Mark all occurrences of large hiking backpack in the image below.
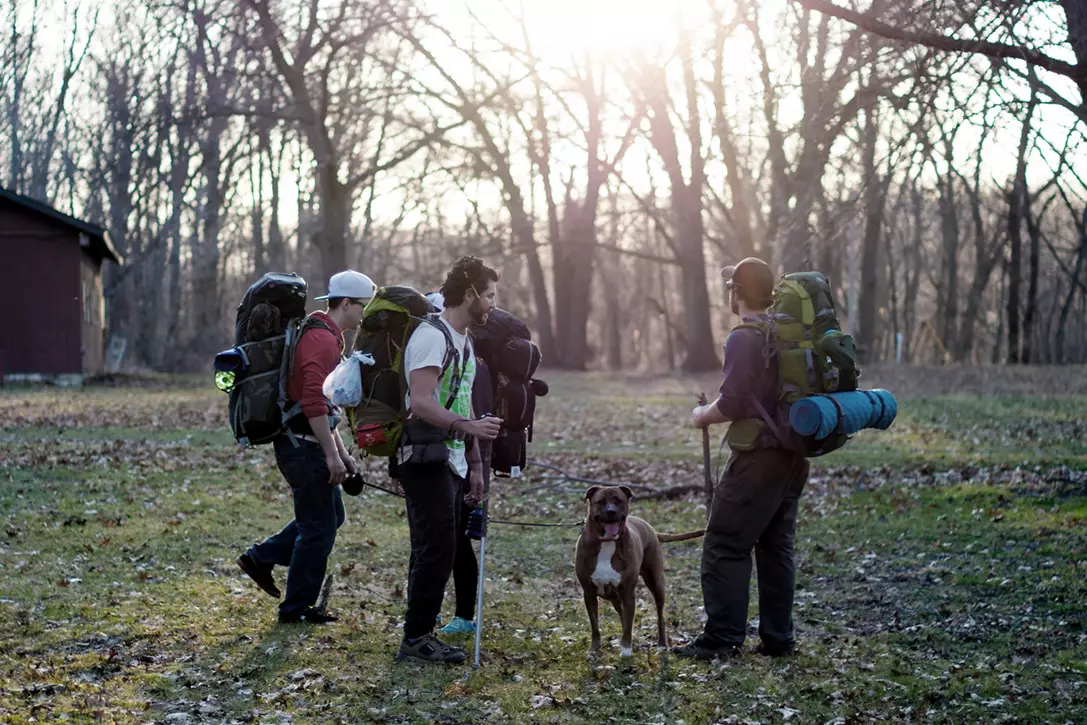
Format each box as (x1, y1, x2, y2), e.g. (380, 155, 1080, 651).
(214, 273, 334, 446)
(471, 307, 546, 476)
(350, 285, 465, 457)
(735, 271, 859, 457)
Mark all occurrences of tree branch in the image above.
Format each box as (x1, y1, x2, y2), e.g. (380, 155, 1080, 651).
(789, 0, 1087, 81)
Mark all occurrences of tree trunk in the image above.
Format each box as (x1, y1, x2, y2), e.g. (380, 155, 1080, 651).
(554, 200, 597, 369)
(676, 189, 719, 371)
(937, 175, 959, 358)
(1005, 183, 1023, 364)
(1056, 205, 1087, 362)
(191, 130, 224, 358)
(314, 167, 349, 285)
(857, 102, 885, 364)
(1022, 191, 1042, 363)
(267, 132, 286, 272)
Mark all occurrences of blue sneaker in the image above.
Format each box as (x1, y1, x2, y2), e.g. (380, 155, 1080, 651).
(438, 616, 476, 634)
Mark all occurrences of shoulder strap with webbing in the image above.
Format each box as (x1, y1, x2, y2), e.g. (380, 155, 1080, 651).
(727, 318, 793, 452)
(412, 314, 472, 411)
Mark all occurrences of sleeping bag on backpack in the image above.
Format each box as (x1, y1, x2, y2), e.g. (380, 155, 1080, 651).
(471, 307, 546, 476)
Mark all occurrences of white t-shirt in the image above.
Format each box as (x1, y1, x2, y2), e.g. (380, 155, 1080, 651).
(401, 315, 475, 477)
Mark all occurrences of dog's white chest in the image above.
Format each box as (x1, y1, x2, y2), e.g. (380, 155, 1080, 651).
(591, 542, 622, 588)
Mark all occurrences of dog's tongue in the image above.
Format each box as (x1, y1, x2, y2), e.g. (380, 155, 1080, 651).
(604, 522, 621, 539)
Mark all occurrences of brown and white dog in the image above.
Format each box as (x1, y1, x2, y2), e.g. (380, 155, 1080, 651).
(575, 485, 704, 658)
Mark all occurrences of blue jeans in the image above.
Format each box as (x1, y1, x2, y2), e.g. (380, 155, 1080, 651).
(248, 437, 345, 616)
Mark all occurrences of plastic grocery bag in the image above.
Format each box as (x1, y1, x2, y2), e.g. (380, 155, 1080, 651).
(322, 352, 375, 407)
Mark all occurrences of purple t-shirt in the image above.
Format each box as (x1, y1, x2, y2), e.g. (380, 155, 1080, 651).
(715, 317, 782, 437)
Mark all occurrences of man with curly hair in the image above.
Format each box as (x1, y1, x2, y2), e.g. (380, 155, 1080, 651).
(394, 256, 503, 664)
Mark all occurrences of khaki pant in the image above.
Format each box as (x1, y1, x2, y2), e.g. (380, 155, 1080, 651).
(699, 448, 810, 651)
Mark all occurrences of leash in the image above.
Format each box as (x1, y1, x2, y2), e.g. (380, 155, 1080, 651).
(488, 519, 582, 528)
(354, 476, 582, 528)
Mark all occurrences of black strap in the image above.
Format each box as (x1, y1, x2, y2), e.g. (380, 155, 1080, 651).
(422, 315, 472, 411)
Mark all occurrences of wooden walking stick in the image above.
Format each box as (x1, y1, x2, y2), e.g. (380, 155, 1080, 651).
(697, 392, 713, 511)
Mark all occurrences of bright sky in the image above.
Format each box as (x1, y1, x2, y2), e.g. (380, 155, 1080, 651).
(17, 0, 1087, 239)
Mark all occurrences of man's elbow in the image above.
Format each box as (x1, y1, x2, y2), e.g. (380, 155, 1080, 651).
(715, 395, 742, 422)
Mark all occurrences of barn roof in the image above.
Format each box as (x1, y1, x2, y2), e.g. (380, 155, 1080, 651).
(0, 187, 123, 265)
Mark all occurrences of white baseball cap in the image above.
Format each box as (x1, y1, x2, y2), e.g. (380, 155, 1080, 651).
(425, 291, 445, 311)
(315, 270, 375, 301)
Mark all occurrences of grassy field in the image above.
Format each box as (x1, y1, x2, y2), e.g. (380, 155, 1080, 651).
(1, 367, 1085, 723)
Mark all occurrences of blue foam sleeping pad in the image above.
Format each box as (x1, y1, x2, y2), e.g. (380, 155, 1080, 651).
(789, 389, 898, 440)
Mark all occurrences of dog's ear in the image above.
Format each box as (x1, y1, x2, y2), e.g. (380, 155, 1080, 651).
(584, 485, 601, 501)
(619, 485, 634, 501)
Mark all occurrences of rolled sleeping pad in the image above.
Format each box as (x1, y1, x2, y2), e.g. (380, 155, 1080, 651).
(863, 389, 898, 430)
(789, 395, 838, 439)
(789, 389, 898, 440)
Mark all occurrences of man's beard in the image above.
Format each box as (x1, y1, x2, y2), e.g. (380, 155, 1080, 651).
(468, 298, 489, 325)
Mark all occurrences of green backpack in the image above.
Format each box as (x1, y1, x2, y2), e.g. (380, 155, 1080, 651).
(349, 286, 466, 457)
(729, 271, 860, 457)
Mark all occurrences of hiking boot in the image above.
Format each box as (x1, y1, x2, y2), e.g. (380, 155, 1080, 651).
(395, 634, 467, 664)
(755, 642, 795, 657)
(672, 639, 741, 662)
(438, 616, 476, 635)
(278, 607, 339, 625)
(237, 554, 280, 598)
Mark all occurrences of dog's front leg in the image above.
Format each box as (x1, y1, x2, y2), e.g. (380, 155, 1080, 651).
(584, 588, 602, 659)
(619, 587, 636, 658)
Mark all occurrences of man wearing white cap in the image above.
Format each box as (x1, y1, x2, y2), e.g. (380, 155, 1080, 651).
(238, 270, 374, 624)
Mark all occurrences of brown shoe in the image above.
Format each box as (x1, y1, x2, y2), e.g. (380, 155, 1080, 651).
(237, 554, 281, 598)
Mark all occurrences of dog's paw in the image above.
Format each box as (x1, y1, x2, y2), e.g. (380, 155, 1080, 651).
(620, 647, 633, 658)
(586, 648, 600, 662)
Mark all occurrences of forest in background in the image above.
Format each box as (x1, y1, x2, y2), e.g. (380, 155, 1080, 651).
(3, 0, 1086, 372)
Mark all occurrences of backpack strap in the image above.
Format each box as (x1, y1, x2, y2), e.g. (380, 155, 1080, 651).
(280, 315, 339, 447)
(421, 314, 471, 410)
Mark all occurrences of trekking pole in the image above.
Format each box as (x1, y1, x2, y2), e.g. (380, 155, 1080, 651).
(472, 499, 488, 670)
(698, 392, 713, 512)
(315, 574, 334, 614)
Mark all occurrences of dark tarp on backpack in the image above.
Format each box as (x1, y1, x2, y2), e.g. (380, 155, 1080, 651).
(221, 273, 331, 446)
(471, 307, 545, 476)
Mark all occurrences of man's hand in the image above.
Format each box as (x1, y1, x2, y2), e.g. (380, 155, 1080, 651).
(340, 451, 358, 475)
(691, 405, 710, 430)
(466, 468, 485, 506)
(460, 416, 503, 441)
(326, 454, 347, 486)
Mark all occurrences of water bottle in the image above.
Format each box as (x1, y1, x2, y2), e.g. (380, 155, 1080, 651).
(465, 506, 485, 540)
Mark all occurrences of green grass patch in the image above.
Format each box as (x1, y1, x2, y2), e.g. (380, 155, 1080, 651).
(1, 374, 1085, 722)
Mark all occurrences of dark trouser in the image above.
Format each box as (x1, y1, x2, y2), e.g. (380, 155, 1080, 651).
(451, 439, 491, 620)
(700, 448, 810, 651)
(247, 437, 346, 617)
(401, 460, 464, 640)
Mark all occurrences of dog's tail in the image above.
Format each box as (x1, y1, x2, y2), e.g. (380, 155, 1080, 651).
(657, 529, 705, 543)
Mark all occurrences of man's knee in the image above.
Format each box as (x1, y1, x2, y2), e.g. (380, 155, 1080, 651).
(704, 530, 754, 563)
